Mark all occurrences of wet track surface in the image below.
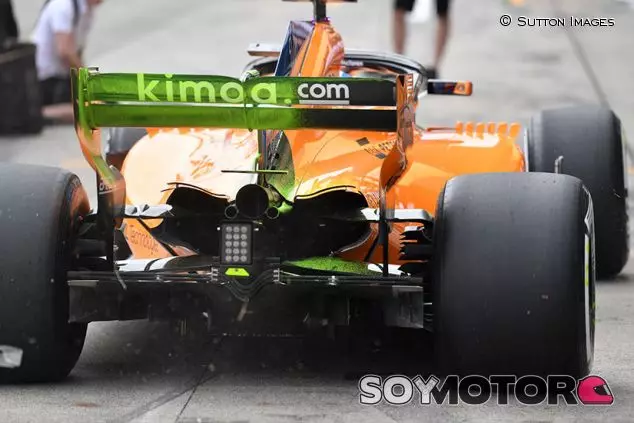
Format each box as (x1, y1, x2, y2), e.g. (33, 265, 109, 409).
(2, 0, 634, 421)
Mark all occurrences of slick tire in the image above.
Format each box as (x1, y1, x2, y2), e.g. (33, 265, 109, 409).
(527, 105, 628, 278)
(0, 163, 90, 383)
(432, 172, 595, 378)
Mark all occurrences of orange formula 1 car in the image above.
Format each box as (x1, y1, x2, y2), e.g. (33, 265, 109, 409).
(0, 0, 628, 383)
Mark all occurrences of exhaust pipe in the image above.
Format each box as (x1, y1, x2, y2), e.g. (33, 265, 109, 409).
(232, 184, 283, 219)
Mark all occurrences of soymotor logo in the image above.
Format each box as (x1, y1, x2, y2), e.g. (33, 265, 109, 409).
(358, 374, 614, 406)
(136, 74, 350, 105)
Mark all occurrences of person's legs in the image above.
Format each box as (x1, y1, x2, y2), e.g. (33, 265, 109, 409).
(40, 77, 75, 124)
(433, 0, 452, 73)
(393, 0, 415, 54)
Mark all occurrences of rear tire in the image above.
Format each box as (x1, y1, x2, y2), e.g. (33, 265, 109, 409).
(0, 163, 90, 383)
(527, 105, 628, 278)
(432, 172, 595, 378)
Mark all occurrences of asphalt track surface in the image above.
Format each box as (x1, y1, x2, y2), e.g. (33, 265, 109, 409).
(2, 0, 634, 421)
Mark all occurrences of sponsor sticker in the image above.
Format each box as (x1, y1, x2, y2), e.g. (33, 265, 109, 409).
(297, 82, 351, 105)
(135, 74, 353, 106)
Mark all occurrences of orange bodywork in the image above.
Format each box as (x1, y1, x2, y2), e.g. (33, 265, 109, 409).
(119, 21, 526, 264)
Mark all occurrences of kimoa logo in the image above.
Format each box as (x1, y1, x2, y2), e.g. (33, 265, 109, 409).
(136, 73, 279, 104)
(297, 82, 350, 105)
(136, 74, 351, 105)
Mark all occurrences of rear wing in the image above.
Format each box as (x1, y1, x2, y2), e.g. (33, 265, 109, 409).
(72, 68, 398, 133)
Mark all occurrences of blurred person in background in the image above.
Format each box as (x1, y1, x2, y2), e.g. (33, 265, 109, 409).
(32, 0, 103, 124)
(393, 0, 452, 79)
(0, 0, 19, 49)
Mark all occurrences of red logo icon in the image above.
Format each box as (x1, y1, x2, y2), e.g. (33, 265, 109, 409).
(577, 375, 614, 405)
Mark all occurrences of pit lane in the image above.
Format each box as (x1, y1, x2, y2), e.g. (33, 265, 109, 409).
(2, 0, 634, 422)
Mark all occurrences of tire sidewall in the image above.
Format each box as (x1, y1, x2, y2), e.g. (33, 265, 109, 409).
(0, 170, 89, 383)
(432, 173, 594, 377)
(527, 106, 628, 278)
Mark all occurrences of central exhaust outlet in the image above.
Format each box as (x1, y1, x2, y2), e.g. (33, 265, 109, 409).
(232, 184, 281, 219)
